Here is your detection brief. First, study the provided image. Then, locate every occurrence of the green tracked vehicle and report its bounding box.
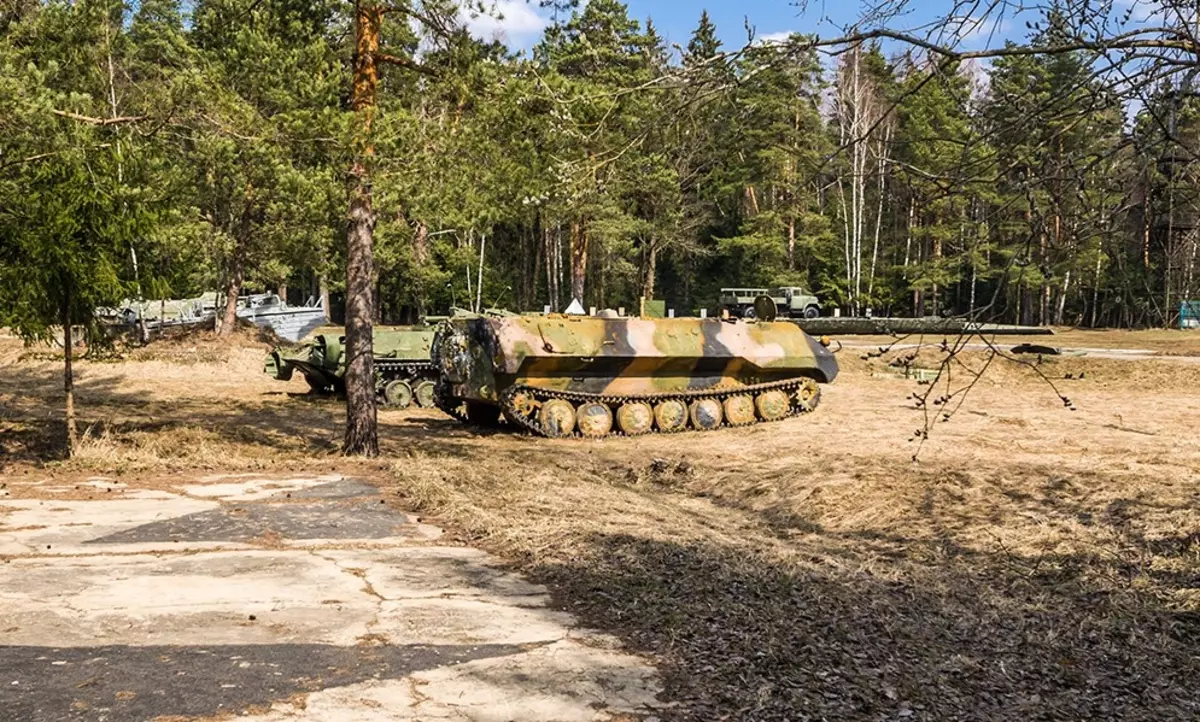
[431,313,839,438]
[265,326,439,409]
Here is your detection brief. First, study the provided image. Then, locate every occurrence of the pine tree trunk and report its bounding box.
[597,249,606,310]
[344,180,378,455]
[569,219,587,303]
[343,0,381,457]
[61,284,77,458]
[413,222,428,265]
[410,221,428,316]
[530,225,541,310]
[277,284,287,303]
[643,240,657,300]
[319,275,331,321]
[787,218,796,270]
[543,225,556,310]
[219,251,243,336]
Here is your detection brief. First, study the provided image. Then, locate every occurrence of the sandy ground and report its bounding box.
[3,328,1200,720]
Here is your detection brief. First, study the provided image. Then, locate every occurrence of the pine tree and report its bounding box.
[535,0,657,306]
[0,1,157,455]
[895,60,990,316]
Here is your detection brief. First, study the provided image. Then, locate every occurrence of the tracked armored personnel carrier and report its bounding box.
[432,314,838,437]
[265,326,438,409]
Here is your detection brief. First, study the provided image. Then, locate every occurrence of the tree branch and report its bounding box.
[798,26,1196,61]
[376,52,438,77]
[52,110,147,125]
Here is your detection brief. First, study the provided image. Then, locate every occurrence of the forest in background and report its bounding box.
[3,0,1200,331]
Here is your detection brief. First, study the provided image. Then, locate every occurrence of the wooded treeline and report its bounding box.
[3,0,1200,331]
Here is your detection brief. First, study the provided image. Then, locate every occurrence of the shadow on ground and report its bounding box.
[527,529,1200,721]
[0,362,481,466]
[2,642,524,722]
[377,442,1200,721]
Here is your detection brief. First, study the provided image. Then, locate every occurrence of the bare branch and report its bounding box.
[52,110,148,126]
[376,52,439,77]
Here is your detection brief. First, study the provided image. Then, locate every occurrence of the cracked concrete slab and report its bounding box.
[317,547,549,600]
[240,639,660,722]
[1,551,380,646]
[0,497,233,555]
[0,474,661,721]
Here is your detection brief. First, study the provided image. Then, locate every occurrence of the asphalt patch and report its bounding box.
[0,642,527,722]
[84,499,417,544]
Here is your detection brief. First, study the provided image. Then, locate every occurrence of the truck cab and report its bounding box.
[772,287,821,318]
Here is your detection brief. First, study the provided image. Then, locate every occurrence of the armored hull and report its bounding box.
[265,326,439,409]
[432,315,838,437]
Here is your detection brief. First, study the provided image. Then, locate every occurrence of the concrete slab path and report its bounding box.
[0,474,660,721]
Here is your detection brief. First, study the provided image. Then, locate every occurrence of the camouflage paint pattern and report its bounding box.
[435,315,838,403]
[265,326,433,391]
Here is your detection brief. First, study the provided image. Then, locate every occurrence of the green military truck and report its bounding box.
[718,286,821,319]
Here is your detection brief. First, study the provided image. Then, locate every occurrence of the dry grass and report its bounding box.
[380,353,1200,721]
[67,424,336,473]
[3,329,1200,719]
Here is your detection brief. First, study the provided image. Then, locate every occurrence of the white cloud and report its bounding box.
[463,1,550,45]
[757,30,797,46]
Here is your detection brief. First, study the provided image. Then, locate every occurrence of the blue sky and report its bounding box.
[464,0,1037,55]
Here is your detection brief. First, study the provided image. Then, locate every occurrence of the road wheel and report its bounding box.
[755,390,790,421]
[539,399,576,437]
[383,380,414,408]
[804,305,820,319]
[723,395,756,426]
[616,402,654,436]
[413,380,436,408]
[653,400,688,432]
[689,398,724,430]
[576,402,613,438]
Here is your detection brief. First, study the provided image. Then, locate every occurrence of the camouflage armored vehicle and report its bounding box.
[432,314,838,437]
[265,326,438,409]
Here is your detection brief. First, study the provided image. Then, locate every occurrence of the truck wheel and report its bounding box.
[742,306,756,319]
[803,305,820,319]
